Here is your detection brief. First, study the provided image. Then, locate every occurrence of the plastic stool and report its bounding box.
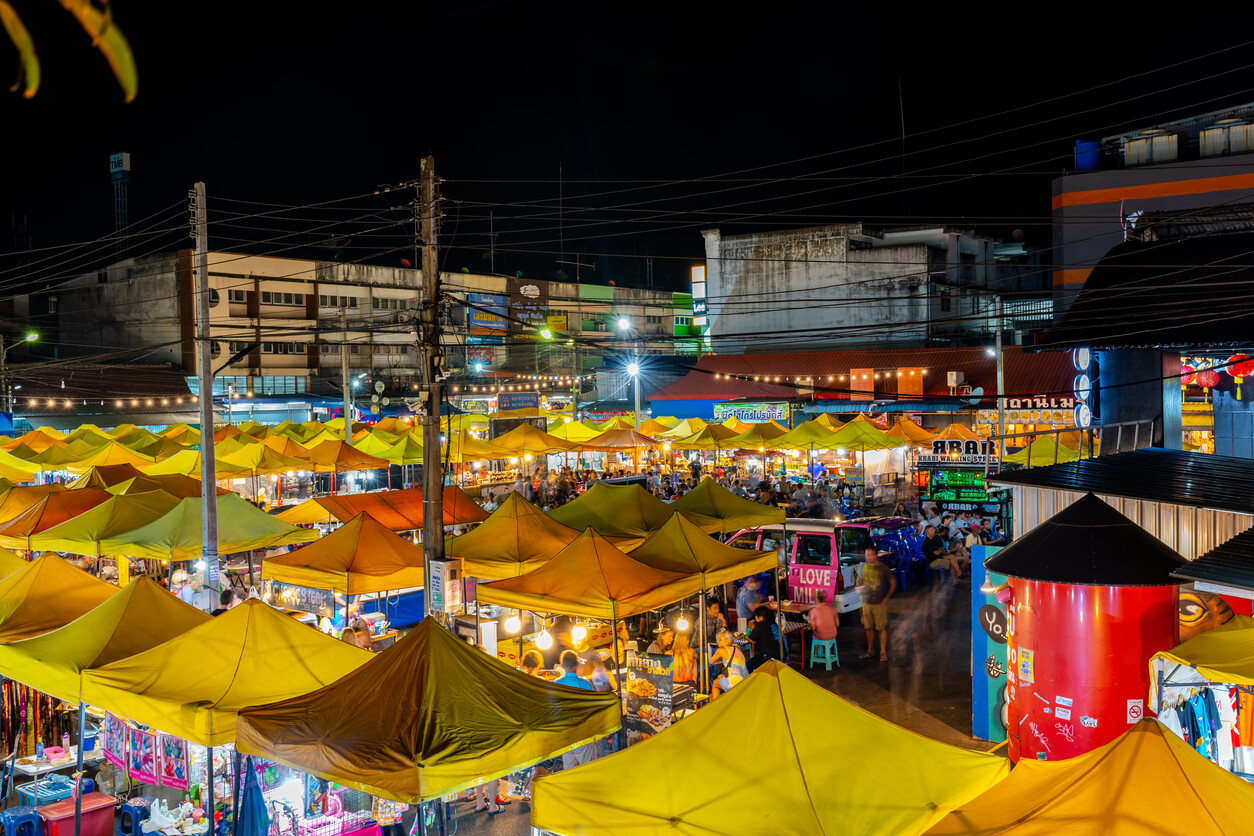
[117,797,153,836]
[810,638,839,670]
[1,806,42,836]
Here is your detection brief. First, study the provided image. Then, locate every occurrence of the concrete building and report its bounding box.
[1053,103,1254,313]
[699,224,1044,355]
[8,250,696,422]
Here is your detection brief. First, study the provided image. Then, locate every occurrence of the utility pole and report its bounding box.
[418,157,445,613]
[995,295,1005,458]
[192,182,218,614]
[557,257,594,420]
[341,307,353,448]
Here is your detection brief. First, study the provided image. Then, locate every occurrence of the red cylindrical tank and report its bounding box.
[1005,578,1178,762]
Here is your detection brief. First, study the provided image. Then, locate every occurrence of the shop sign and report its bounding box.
[546,314,567,332]
[466,346,494,365]
[713,401,789,423]
[497,391,539,411]
[623,652,674,746]
[1005,396,1076,410]
[467,293,507,333]
[927,467,988,502]
[918,439,1000,465]
[508,278,549,332]
[270,581,335,617]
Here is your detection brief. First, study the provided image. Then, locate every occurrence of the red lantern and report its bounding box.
[1226,354,1254,379]
[1180,364,1196,386]
[1195,369,1221,389]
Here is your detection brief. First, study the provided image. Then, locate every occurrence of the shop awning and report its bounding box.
[1172,525,1254,591]
[668,478,784,534]
[0,577,208,702]
[444,492,580,580]
[533,661,1008,836]
[236,617,620,803]
[0,555,118,643]
[476,528,704,620]
[274,486,489,530]
[922,720,1254,835]
[97,494,318,561]
[547,482,721,549]
[262,512,425,595]
[629,513,778,587]
[81,599,370,746]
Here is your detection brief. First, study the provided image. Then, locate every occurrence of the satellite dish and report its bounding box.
[967,386,985,407]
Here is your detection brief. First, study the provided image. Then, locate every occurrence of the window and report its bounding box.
[261,343,273,354]
[674,316,691,327]
[796,534,832,567]
[260,291,304,306]
[941,288,953,313]
[646,315,662,325]
[229,289,246,303]
[837,527,870,558]
[349,344,360,355]
[726,532,761,550]
[209,289,220,305]
[323,343,339,355]
[319,294,329,307]
[48,296,57,314]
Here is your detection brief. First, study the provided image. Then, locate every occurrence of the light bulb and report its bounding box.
[504,614,521,634]
[571,624,587,645]
[675,615,689,631]
[535,629,553,650]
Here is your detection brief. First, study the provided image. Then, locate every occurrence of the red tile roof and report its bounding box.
[648,347,1075,406]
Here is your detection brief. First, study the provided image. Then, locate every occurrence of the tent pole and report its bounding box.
[207,745,216,836]
[699,585,708,695]
[246,550,255,592]
[72,698,85,836]
[611,601,624,753]
[776,517,787,660]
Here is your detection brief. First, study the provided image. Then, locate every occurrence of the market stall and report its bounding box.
[547,482,720,549]
[669,477,784,533]
[274,486,488,530]
[922,720,1254,835]
[532,660,1009,836]
[0,488,115,550]
[0,556,118,643]
[444,492,580,579]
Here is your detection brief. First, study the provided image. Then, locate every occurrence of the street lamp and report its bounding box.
[627,360,641,432]
[1,332,38,413]
[617,318,631,331]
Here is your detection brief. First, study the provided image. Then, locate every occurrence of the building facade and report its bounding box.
[699,224,1045,355]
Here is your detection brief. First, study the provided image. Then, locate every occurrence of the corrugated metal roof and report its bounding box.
[802,400,966,414]
[1038,233,1254,350]
[647,346,1075,404]
[1172,526,1254,589]
[989,448,1254,517]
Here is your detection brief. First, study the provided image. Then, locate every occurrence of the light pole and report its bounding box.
[627,361,641,433]
[1,332,38,413]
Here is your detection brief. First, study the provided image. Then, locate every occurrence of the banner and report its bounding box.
[497,391,540,411]
[713,402,789,423]
[467,293,507,334]
[971,545,1008,743]
[508,278,549,333]
[623,652,674,746]
[127,727,158,784]
[158,733,189,790]
[102,712,127,770]
[269,581,335,618]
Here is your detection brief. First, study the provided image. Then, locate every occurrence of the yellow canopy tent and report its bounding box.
[110,426,162,450]
[214,424,245,443]
[533,660,1009,836]
[351,426,400,446]
[824,418,904,452]
[61,441,157,474]
[275,487,489,530]
[212,434,265,459]
[0,447,37,482]
[629,512,778,587]
[236,617,620,803]
[444,492,580,579]
[300,429,347,449]
[216,445,312,480]
[658,417,708,439]
[668,422,740,451]
[490,423,578,456]
[886,416,937,444]
[62,425,112,446]
[97,494,317,561]
[3,433,64,455]
[303,440,390,473]
[1003,436,1095,466]
[668,477,784,534]
[0,555,118,643]
[923,720,1254,836]
[158,424,200,445]
[1149,620,1254,709]
[1,441,51,462]
[106,474,230,498]
[262,512,425,595]
[67,463,146,489]
[0,488,115,550]
[0,548,27,579]
[592,416,637,431]
[547,482,721,549]
[933,423,981,442]
[444,431,510,463]
[0,577,209,702]
[772,419,844,451]
[476,528,704,620]
[814,413,843,430]
[138,448,201,476]
[352,430,415,461]
[21,491,184,556]
[581,428,661,451]
[724,420,790,449]
[81,599,369,746]
[640,416,679,434]
[545,420,602,444]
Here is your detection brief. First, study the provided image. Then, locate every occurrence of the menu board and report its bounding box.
[270,581,335,617]
[622,652,673,746]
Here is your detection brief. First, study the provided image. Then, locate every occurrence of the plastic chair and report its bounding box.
[117,797,154,836]
[1,806,42,836]
[810,638,839,670]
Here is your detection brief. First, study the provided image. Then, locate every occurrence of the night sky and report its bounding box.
[3,5,1253,290]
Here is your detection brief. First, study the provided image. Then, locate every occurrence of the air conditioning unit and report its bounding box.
[947,371,965,388]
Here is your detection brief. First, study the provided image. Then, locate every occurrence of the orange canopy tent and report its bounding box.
[66,463,146,488]
[275,487,489,530]
[263,512,425,595]
[0,484,67,524]
[580,429,662,450]
[933,423,981,442]
[444,492,580,579]
[0,555,118,643]
[0,488,114,550]
[886,416,938,444]
[489,423,579,456]
[303,440,390,473]
[476,528,704,620]
[236,617,620,803]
